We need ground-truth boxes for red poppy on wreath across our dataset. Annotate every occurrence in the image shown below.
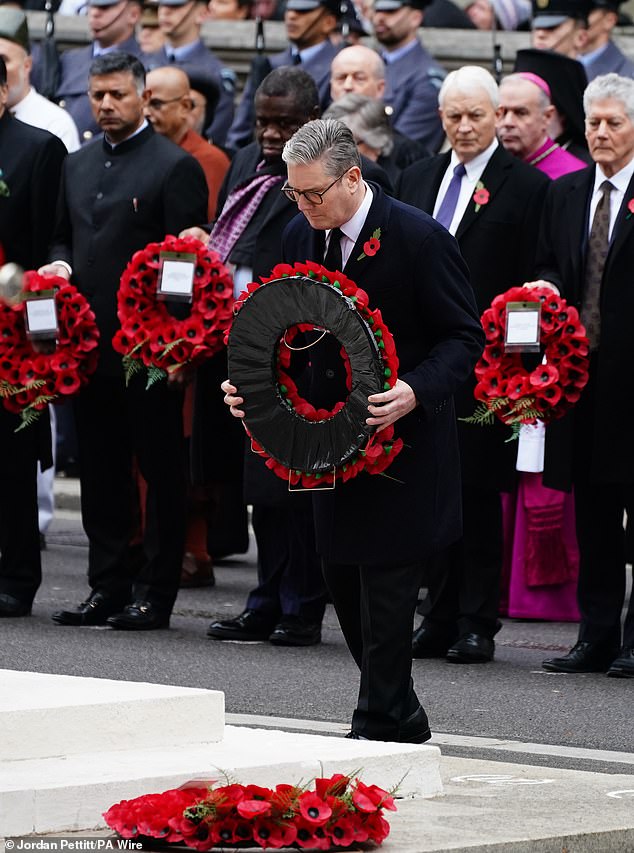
[356,227,382,261]
[464,284,590,438]
[230,260,403,490]
[627,197,634,218]
[104,774,397,850]
[113,235,233,389]
[0,270,99,429]
[473,182,490,211]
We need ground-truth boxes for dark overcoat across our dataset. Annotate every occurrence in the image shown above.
[281,185,485,566]
[397,145,550,491]
[537,166,634,489]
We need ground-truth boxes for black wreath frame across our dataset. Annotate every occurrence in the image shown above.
[228,276,384,473]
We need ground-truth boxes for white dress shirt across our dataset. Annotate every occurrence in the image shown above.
[432,139,498,236]
[13,87,80,153]
[325,183,374,267]
[588,158,634,241]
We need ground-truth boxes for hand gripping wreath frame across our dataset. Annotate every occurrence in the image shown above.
[227,261,403,490]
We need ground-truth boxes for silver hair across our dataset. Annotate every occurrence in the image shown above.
[500,73,551,112]
[282,118,361,177]
[323,94,394,157]
[584,73,634,123]
[438,65,499,109]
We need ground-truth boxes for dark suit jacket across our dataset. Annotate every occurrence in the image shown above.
[49,124,208,376]
[383,40,445,153]
[281,184,484,565]
[226,40,340,151]
[142,41,235,148]
[537,165,634,488]
[397,145,550,490]
[56,36,143,143]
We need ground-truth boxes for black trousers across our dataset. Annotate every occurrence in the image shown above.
[574,481,634,651]
[0,407,42,603]
[73,373,186,611]
[424,484,503,639]
[247,501,327,623]
[322,559,425,741]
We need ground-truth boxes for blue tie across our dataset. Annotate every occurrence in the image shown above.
[435,163,466,230]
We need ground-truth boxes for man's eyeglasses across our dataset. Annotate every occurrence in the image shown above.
[147,95,187,111]
[281,171,347,205]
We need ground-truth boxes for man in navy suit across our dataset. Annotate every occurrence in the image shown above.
[537,73,634,678]
[142,0,235,146]
[226,0,341,151]
[223,118,484,741]
[372,0,445,151]
[56,0,143,144]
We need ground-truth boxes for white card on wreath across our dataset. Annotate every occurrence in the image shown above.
[24,294,58,339]
[157,252,196,303]
[505,301,541,352]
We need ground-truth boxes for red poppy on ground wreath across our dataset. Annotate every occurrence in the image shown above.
[230,260,404,490]
[0,271,99,429]
[104,774,397,850]
[464,285,590,439]
[113,235,233,388]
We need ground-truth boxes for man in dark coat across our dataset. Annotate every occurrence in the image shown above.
[141,0,236,147]
[43,52,208,630]
[0,56,66,618]
[537,73,634,678]
[223,118,484,741]
[225,0,341,151]
[397,66,549,663]
[372,0,446,152]
[55,0,143,144]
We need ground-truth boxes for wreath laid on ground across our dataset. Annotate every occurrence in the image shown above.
[104,774,396,850]
[112,235,234,387]
[0,271,99,429]
[464,285,590,439]
[227,260,403,489]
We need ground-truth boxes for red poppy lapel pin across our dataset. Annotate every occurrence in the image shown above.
[356,227,381,261]
[626,198,634,219]
[472,181,490,213]
[0,169,9,198]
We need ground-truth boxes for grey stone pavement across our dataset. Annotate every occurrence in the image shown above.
[1,478,633,851]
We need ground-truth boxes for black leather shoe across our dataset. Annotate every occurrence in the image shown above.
[606,647,634,678]
[399,706,432,744]
[269,616,321,647]
[0,593,32,617]
[207,608,276,641]
[106,601,170,630]
[412,621,457,659]
[52,591,124,626]
[344,731,369,740]
[446,632,495,663]
[542,641,618,673]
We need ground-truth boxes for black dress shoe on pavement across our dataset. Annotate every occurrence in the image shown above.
[542,641,618,673]
[399,706,432,744]
[106,601,170,630]
[207,608,276,641]
[0,593,32,617]
[412,621,456,659]
[344,731,369,740]
[606,647,634,678]
[446,633,494,663]
[52,591,124,626]
[269,616,321,646]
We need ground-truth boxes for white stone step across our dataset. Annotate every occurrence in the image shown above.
[0,669,224,762]
[0,671,442,837]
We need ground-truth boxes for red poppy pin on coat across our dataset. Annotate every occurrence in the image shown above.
[357,227,382,261]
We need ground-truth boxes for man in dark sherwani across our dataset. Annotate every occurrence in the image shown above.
[43,52,208,631]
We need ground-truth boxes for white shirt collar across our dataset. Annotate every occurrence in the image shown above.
[450,138,498,180]
[325,182,374,268]
[593,158,634,197]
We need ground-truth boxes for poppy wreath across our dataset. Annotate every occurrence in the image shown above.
[103,773,396,850]
[0,271,99,429]
[112,235,234,388]
[466,285,590,438]
[228,260,403,489]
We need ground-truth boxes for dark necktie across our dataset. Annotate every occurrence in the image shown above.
[323,227,343,271]
[581,180,613,350]
[435,162,466,230]
[292,52,302,65]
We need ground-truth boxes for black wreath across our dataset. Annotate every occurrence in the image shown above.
[227,276,384,473]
